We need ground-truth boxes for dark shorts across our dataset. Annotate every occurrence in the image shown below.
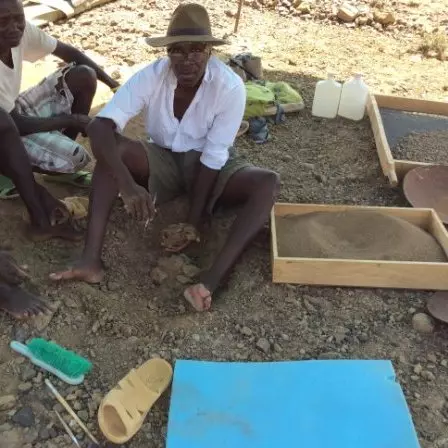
[141,142,253,213]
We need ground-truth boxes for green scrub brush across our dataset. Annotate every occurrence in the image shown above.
[10,338,92,385]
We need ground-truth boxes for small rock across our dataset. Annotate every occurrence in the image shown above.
[357,16,369,26]
[33,372,43,385]
[21,367,36,382]
[412,313,435,334]
[414,364,423,375]
[240,326,253,337]
[73,401,83,411]
[298,2,311,14]
[441,359,447,367]
[273,343,283,352]
[107,281,120,291]
[176,275,190,285]
[281,333,290,341]
[78,410,89,421]
[373,10,395,26]
[337,4,358,22]
[0,395,16,411]
[38,427,50,441]
[358,332,369,343]
[53,403,64,413]
[300,162,315,170]
[423,394,445,412]
[64,297,79,308]
[150,267,168,285]
[421,370,436,381]
[192,334,201,342]
[17,382,33,393]
[256,338,271,354]
[428,354,437,364]
[12,406,35,427]
[182,264,201,278]
[334,327,349,344]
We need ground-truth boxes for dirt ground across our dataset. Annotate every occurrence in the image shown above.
[1,0,448,447]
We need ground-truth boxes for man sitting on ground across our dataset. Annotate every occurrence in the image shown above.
[0,0,119,207]
[50,4,279,311]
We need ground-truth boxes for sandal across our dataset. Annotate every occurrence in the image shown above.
[0,175,19,200]
[43,171,92,188]
[98,358,173,444]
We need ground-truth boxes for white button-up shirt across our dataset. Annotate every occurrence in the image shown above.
[97,55,246,170]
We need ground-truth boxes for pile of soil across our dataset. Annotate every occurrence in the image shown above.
[276,210,447,262]
[393,130,448,164]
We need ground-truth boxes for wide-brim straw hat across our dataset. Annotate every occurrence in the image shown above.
[145,3,227,47]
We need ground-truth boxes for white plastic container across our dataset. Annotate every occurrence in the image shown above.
[311,74,342,119]
[337,73,369,121]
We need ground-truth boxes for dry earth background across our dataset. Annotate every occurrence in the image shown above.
[1,0,448,447]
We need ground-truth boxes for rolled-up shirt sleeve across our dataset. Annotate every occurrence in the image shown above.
[97,66,153,132]
[200,81,246,170]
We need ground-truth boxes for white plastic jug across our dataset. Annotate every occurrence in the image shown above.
[311,74,342,119]
[337,73,369,121]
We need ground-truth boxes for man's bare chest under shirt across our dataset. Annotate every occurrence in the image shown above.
[173,87,199,121]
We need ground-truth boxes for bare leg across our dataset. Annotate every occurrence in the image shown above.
[64,65,97,140]
[0,107,81,240]
[184,167,280,311]
[50,135,149,283]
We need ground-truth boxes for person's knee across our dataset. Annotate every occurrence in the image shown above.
[66,65,97,94]
[257,170,280,195]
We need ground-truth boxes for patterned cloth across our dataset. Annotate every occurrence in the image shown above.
[15,64,91,173]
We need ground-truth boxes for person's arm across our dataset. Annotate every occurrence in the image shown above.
[9,110,89,136]
[87,67,155,219]
[187,82,246,227]
[87,117,134,190]
[53,41,119,90]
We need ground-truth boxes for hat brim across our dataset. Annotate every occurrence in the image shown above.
[145,34,228,47]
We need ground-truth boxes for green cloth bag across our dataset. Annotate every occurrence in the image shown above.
[244,81,303,119]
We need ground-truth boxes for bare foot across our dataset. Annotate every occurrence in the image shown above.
[184,283,212,312]
[0,251,29,285]
[49,261,104,284]
[27,222,84,242]
[0,283,49,319]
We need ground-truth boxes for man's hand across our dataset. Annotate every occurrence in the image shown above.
[120,182,155,221]
[110,80,120,92]
[71,114,91,135]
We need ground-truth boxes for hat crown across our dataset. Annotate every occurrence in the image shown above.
[167,3,212,37]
